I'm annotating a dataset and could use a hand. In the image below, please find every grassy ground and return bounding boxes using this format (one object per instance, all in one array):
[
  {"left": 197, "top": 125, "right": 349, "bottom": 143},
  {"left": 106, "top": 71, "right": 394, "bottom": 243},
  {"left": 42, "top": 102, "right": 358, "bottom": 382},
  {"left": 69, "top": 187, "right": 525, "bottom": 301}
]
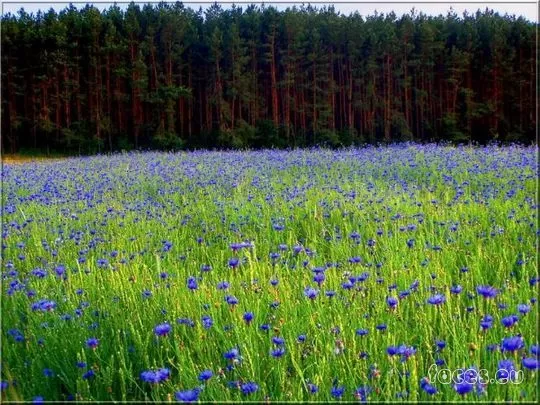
[{"left": 1, "top": 145, "right": 538, "bottom": 402}]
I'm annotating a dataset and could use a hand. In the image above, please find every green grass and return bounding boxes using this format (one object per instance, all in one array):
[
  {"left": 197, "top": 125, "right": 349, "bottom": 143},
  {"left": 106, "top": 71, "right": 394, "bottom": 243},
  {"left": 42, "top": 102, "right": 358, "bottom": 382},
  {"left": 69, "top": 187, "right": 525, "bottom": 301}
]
[{"left": 0, "top": 145, "right": 538, "bottom": 402}]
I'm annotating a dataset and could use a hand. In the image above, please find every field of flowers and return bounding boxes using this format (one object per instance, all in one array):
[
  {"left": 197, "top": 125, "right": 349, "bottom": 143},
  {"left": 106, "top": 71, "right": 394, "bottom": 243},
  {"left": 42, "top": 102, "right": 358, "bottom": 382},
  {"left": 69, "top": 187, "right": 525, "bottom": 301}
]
[{"left": 1, "top": 144, "right": 538, "bottom": 402}]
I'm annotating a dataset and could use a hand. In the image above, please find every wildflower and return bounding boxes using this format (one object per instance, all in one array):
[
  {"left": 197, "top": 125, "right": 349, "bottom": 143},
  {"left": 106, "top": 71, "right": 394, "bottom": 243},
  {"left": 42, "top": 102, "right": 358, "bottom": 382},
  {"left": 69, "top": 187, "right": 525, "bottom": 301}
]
[
  {"left": 201, "top": 315, "right": 213, "bottom": 329},
  {"left": 453, "top": 380, "right": 473, "bottom": 395},
  {"left": 140, "top": 368, "right": 170, "bottom": 384},
  {"left": 240, "top": 381, "right": 258, "bottom": 395},
  {"left": 198, "top": 370, "right": 213, "bottom": 381},
  {"left": 331, "top": 385, "right": 345, "bottom": 399},
  {"left": 476, "top": 285, "right": 498, "bottom": 299},
  {"left": 270, "top": 347, "right": 286, "bottom": 357},
  {"left": 420, "top": 378, "right": 437, "bottom": 395},
  {"left": 356, "top": 329, "right": 369, "bottom": 337},
  {"left": 224, "top": 348, "right": 240, "bottom": 360},
  {"left": 427, "top": 294, "right": 446, "bottom": 305},
  {"left": 450, "top": 285, "right": 463, "bottom": 294},
  {"left": 304, "top": 286, "right": 319, "bottom": 299},
  {"left": 43, "top": 368, "right": 54, "bottom": 377},
  {"left": 501, "top": 315, "right": 519, "bottom": 328},
  {"left": 480, "top": 315, "right": 493, "bottom": 330},
  {"left": 497, "top": 359, "right": 517, "bottom": 380},
  {"left": 435, "top": 340, "right": 446, "bottom": 350},
  {"left": 142, "top": 290, "right": 152, "bottom": 299},
  {"left": 501, "top": 336, "right": 525, "bottom": 352},
  {"left": 243, "top": 312, "right": 254, "bottom": 324},
  {"left": 307, "top": 383, "right": 319, "bottom": 394},
  {"left": 154, "top": 323, "right": 171, "bottom": 337},
  {"left": 387, "top": 346, "right": 398, "bottom": 356},
  {"left": 86, "top": 337, "right": 99, "bottom": 349},
  {"left": 355, "top": 385, "right": 372, "bottom": 401},
  {"left": 185, "top": 276, "right": 198, "bottom": 290},
  {"left": 175, "top": 388, "right": 200, "bottom": 402},
  {"left": 397, "top": 345, "right": 416, "bottom": 361},
  {"left": 522, "top": 358, "right": 539, "bottom": 370},
  {"left": 314, "top": 273, "right": 325, "bottom": 285},
  {"left": 518, "top": 304, "right": 530, "bottom": 314},
  {"left": 82, "top": 369, "right": 95, "bottom": 380},
  {"left": 387, "top": 296, "right": 398, "bottom": 309}
]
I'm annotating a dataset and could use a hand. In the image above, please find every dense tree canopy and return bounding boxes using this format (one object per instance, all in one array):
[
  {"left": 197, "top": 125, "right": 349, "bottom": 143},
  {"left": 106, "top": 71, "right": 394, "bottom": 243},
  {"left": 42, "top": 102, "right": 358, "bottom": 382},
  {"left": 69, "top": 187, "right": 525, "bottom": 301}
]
[{"left": 1, "top": 2, "right": 536, "bottom": 154}]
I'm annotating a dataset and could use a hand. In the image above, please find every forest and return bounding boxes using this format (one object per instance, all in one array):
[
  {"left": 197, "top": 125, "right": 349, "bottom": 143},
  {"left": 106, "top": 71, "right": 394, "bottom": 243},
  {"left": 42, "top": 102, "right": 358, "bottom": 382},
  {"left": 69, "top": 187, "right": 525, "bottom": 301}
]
[{"left": 1, "top": 2, "right": 537, "bottom": 154}]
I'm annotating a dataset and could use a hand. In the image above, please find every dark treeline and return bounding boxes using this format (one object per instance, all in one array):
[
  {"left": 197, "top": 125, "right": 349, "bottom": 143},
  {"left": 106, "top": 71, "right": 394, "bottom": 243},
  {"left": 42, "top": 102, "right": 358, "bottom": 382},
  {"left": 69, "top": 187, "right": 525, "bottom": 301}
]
[{"left": 1, "top": 2, "right": 537, "bottom": 154}]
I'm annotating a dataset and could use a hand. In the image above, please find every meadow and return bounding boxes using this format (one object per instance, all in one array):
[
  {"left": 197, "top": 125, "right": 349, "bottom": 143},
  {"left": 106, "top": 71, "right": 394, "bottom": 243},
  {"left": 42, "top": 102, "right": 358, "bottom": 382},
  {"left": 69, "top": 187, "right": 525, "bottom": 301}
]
[{"left": 1, "top": 144, "right": 538, "bottom": 402}]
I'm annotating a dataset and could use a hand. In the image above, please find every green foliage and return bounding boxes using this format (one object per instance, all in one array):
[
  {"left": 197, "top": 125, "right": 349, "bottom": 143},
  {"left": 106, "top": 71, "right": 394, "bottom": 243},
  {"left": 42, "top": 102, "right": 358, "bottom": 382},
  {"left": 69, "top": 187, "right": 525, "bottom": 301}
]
[{"left": 0, "top": 5, "right": 536, "bottom": 155}]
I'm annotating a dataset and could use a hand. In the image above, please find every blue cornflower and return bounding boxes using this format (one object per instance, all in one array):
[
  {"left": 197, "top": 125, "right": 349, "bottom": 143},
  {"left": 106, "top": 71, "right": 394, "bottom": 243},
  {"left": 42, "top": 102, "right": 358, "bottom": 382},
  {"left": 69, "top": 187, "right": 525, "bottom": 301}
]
[
  {"left": 518, "top": 304, "right": 531, "bottom": 314},
  {"left": 200, "top": 264, "right": 212, "bottom": 272},
  {"left": 522, "top": 358, "right": 539, "bottom": 370},
  {"left": 175, "top": 388, "right": 200, "bottom": 402},
  {"left": 307, "top": 383, "right": 319, "bottom": 394},
  {"left": 356, "top": 329, "right": 369, "bottom": 336},
  {"left": 224, "top": 348, "right": 239, "bottom": 360},
  {"left": 427, "top": 294, "right": 446, "bottom": 305},
  {"left": 450, "top": 285, "right": 463, "bottom": 294},
  {"left": 187, "top": 276, "right": 198, "bottom": 290},
  {"left": 313, "top": 273, "right": 325, "bottom": 285},
  {"left": 154, "top": 323, "right": 172, "bottom": 337},
  {"left": 476, "top": 285, "right": 498, "bottom": 299},
  {"left": 225, "top": 295, "right": 238, "bottom": 306},
  {"left": 304, "top": 286, "right": 319, "bottom": 299},
  {"left": 331, "top": 385, "right": 345, "bottom": 399},
  {"left": 243, "top": 312, "right": 254, "bottom": 324},
  {"left": 272, "top": 336, "right": 285, "bottom": 345},
  {"left": 397, "top": 345, "right": 416, "bottom": 361},
  {"left": 142, "top": 290, "right": 152, "bottom": 299},
  {"left": 82, "top": 369, "right": 95, "bottom": 380},
  {"left": 501, "top": 315, "right": 519, "bottom": 328},
  {"left": 480, "top": 315, "right": 493, "bottom": 330},
  {"left": 501, "top": 336, "right": 525, "bottom": 352},
  {"left": 43, "top": 368, "right": 54, "bottom": 377},
  {"left": 201, "top": 315, "right": 213, "bottom": 329},
  {"left": 297, "top": 334, "right": 306, "bottom": 343},
  {"left": 387, "top": 346, "right": 398, "bottom": 356},
  {"left": 240, "top": 381, "right": 258, "bottom": 395},
  {"left": 198, "top": 370, "right": 213, "bottom": 381},
  {"left": 497, "top": 359, "right": 517, "bottom": 380},
  {"left": 420, "top": 378, "right": 437, "bottom": 395},
  {"left": 217, "top": 281, "right": 230, "bottom": 290},
  {"left": 355, "top": 385, "right": 372, "bottom": 401},
  {"left": 387, "top": 296, "right": 398, "bottom": 309},
  {"left": 86, "top": 337, "right": 99, "bottom": 349},
  {"left": 140, "top": 368, "right": 170, "bottom": 384},
  {"left": 270, "top": 347, "right": 286, "bottom": 358},
  {"left": 453, "top": 380, "right": 473, "bottom": 395}
]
